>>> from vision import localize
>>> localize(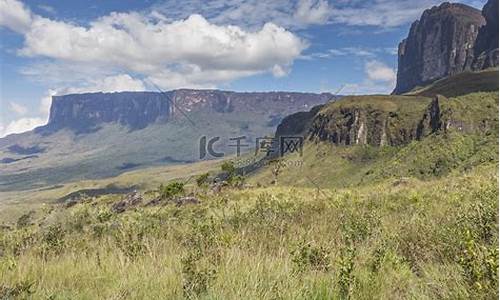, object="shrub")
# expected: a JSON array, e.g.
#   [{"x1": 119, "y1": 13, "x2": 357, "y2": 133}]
[
  {"x1": 16, "y1": 211, "x2": 34, "y2": 228},
  {"x1": 291, "y1": 240, "x2": 330, "y2": 273},
  {"x1": 40, "y1": 224, "x2": 65, "y2": 257},
  {"x1": 159, "y1": 182, "x2": 185, "y2": 200},
  {"x1": 220, "y1": 161, "x2": 236, "y2": 175},
  {"x1": 338, "y1": 244, "x2": 356, "y2": 299}
]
